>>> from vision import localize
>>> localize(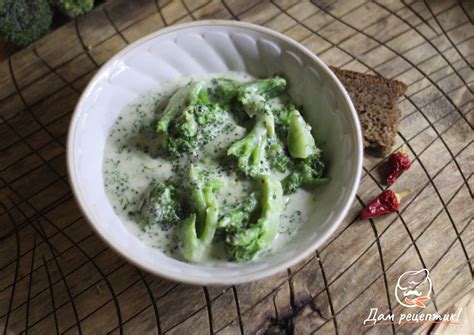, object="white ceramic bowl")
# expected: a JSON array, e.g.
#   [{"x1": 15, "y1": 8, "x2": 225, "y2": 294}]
[{"x1": 67, "y1": 20, "x2": 363, "y2": 285}]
